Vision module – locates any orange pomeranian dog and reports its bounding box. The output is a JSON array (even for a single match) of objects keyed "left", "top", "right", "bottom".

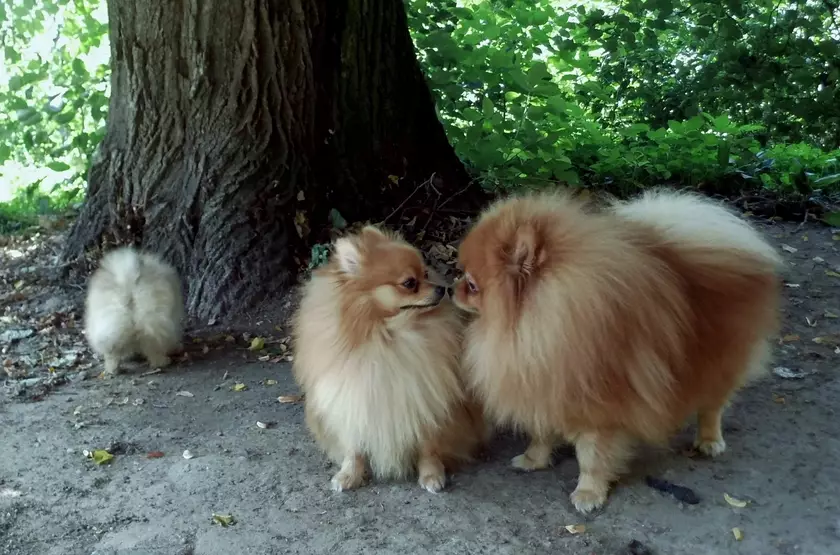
[
  {"left": 292, "top": 225, "right": 487, "bottom": 493},
  {"left": 452, "top": 190, "right": 781, "bottom": 513}
]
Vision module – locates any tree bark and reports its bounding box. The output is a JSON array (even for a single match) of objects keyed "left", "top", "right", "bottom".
[{"left": 64, "top": 0, "right": 469, "bottom": 322}]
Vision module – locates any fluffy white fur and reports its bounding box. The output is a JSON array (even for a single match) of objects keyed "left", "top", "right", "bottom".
[
  {"left": 84, "top": 246, "right": 184, "bottom": 376},
  {"left": 292, "top": 226, "right": 486, "bottom": 493}
]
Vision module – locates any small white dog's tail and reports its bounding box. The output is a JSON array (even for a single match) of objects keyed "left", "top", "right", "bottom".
[
  {"left": 84, "top": 246, "right": 184, "bottom": 374},
  {"left": 613, "top": 190, "right": 782, "bottom": 280}
]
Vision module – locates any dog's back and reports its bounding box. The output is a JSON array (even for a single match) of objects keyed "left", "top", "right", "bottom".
[
  {"left": 614, "top": 190, "right": 781, "bottom": 417},
  {"left": 85, "top": 247, "right": 184, "bottom": 367}
]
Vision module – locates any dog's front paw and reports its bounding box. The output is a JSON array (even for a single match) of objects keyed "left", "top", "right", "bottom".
[
  {"left": 511, "top": 453, "right": 549, "bottom": 471},
  {"left": 330, "top": 469, "right": 364, "bottom": 492},
  {"left": 570, "top": 486, "right": 607, "bottom": 514},
  {"left": 693, "top": 437, "right": 727, "bottom": 458},
  {"left": 418, "top": 469, "right": 446, "bottom": 493}
]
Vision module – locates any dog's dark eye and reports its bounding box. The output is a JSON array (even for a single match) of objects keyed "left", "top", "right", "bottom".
[{"left": 402, "top": 278, "right": 417, "bottom": 290}]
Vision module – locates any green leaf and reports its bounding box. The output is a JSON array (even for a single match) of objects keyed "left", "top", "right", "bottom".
[
  {"left": 526, "top": 62, "right": 552, "bottom": 88},
  {"left": 481, "top": 97, "right": 494, "bottom": 117},
  {"left": 4, "top": 46, "right": 21, "bottom": 63},
  {"left": 212, "top": 514, "right": 236, "bottom": 527},
  {"left": 53, "top": 112, "right": 76, "bottom": 125},
  {"left": 328, "top": 208, "right": 347, "bottom": 230},
  {"left": 15, "top": 108, "right": 42, "bottom": 125},
  {"left": 72, "top": 58, "right": 88, "bottom": 77},
  {"left": 0, "top": 144, "right": 11, "bottom": 164},
  {"left": 822, "top": 212, "right": 840, "bottom": 227},
  {"left": 47, "top": 162, "right": 71, "bottom": 172},
  {"left": 91, "top": 450, "right": 114, "bottom": 465},
  {"left": 8, "top": 76, "right": 24, "bottom": 91},
  {"left": 717, "top": 142, "right": 731, "bottom": 168}
]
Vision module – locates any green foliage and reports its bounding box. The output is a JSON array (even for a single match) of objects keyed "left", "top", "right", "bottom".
[
  {"left": 408, "top": 0, "right": 840, "bottom": 197},
  {"left": 0, "top": 0, "right": 109, "bottom": 221},
  {"left": 308, "top": 243, "right": 331, "bottom": 270}
]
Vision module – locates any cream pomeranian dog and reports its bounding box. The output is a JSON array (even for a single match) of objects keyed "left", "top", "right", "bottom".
[
  {"left": 84, "top": 246, "right": 184, "bottom": 377},
  {"left": 292, "top": 225, "right": 487, "bottom": 493},
  {"left": 452, "top": 190, "right": 781, "bottom": 513}
]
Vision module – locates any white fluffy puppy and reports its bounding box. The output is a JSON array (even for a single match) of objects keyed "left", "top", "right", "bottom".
[{"left": 84, "top": 246, "right": 184, "bottom": 376}]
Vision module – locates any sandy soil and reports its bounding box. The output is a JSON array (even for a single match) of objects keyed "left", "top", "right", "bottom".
[{"left": 1, "top": 216, "right": 839, "bottom": 555}]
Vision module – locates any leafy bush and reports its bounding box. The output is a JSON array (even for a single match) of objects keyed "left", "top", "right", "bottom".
[
  {"left": 0, "top": 0, "right": 109, "bottom": 215},
  {"left": 408, "top": 0, "right": 840, "bottom": 197},
  {"left": 1, "top": 0, "right": 838, "bottom": 227}
]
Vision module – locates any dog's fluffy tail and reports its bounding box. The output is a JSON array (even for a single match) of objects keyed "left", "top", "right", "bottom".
[
  {"left": 85, "top": 247, "right": 183, "bottom": 357},
  {"left": 613, "top": 189, "right": 782, "bottom": 282}
]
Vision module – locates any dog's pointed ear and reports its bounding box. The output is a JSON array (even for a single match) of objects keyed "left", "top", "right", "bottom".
[
  {"left": 361, "top": 225, "right": 386, "bottom": 238},
  {"left": 334, "top": 236, "right": 362, "bottom": 276},
  {"left": 508, "top": 224, "right": 539, "bottom": 277}
]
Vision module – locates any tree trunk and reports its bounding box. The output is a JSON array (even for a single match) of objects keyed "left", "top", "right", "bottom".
[{"left": 64, "top": 0, "right": 469, "bottom": 322}]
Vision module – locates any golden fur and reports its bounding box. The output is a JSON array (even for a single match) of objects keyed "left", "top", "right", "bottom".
[
  {"left": 84, "top": 246, "right": 184, "bottom": 377},
  {"left": 452, "top": 189, "right": 781, "bottom": 513},
  {"left": 292, "top": 226, "right": 487, "bottom": 493}
]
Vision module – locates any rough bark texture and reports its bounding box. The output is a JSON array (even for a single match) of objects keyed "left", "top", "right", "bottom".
[{"left": 64, "top": 0, "right": 468, "bottom": 322}]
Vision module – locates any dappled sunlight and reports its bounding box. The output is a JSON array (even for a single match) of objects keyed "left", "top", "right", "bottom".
[{"left": 0, "top": 0, "right": 109, "bottom": 208}]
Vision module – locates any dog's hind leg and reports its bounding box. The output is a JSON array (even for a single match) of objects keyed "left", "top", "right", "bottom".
[
  {"left": 511, "top": 436, "right": 554, "bottom": 471},
  {"left": 139, "top": 335, "right": 172, "bottom": 370}
]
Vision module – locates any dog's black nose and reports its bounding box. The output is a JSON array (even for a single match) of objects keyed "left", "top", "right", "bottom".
[{"left": 434, "top": 286, "right": 447, "bottom": 298}]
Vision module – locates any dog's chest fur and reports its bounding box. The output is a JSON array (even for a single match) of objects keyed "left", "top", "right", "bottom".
[{"left": 308, "top": 325, "right": 461, "bottom": 478}]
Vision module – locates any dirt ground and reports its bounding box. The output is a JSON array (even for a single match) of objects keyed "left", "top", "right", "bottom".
[{"left": 2, "top": 213, "right": 840, "bottom": 555}]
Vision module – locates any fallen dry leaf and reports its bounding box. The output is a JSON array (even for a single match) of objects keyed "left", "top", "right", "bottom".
[
  {"left": 825, "top": 270, "right": 840, "bottom": 278},
  {"left": 784, "top": 283, "right": 801, "bottom": 288},
  {"left": 813, "top": 336, "right": 839, "bottom": 346},
  {"left": 264, "top": 379, "right": 277, "bottom": 386},
  {"left": 258, "top": 355, "right": 270, "bottom": 362},
  {"left": 212, "top": 513, "right": 236, "bottom": 527},
  {"left": 824, "top": 310, "right": 839, "bottom": 319},
  {"left": 773, "top": 366, "right": 811, "bottom": 379},
  {"left": 564, "top": 524, "right": 586, "bottom": 535},
  {"left": 249, "top": 337, "right": 265, "bottom": 351},
  {"left": 175, "top": 390, "right": 194, "bottom": 398},
  {"left": 147, "top": 451, "right": 165, "bottom": 459},
  {"left": 772, "top": 393, "right": 786, "bottom": 404},
  {"left": 723, "top": 492, "right": 748, "bottom": 508},
  {"left": 278, "top": 394, "right": 304, "bottom": 404},
  {"left": 232, "top": 383, "right": 248, "bottom": 392},
  {"left": 732, "top": 527, "right": 744, "bottom": 541},
  {"left": 256, "top": 421, "right": 270, "bottom": 429},
  {"left": 182, "top": 449, "right": 194, "bottom": 460},
  {"left": 780, "top": 334, "right": 800, "bottom": 343},
  {"left": 780, "top": 244, "right": 797, "bottom": 253}
]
